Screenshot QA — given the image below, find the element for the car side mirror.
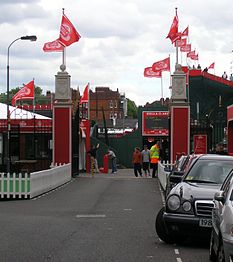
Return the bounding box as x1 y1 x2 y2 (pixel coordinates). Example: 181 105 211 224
169 171 184 183
214 191 225 203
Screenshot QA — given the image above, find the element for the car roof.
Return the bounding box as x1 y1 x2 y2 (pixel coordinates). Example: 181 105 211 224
197 154 233 161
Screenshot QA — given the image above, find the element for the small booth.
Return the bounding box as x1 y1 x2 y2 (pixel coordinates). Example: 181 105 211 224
0 103 52 173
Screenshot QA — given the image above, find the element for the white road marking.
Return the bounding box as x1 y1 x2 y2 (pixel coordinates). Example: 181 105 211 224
176 258 182 262
124 208 132 211
76 214 106 218
174 249 180 255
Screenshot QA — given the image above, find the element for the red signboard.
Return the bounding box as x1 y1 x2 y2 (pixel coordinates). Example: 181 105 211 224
142 111 169 136
193 134 207 154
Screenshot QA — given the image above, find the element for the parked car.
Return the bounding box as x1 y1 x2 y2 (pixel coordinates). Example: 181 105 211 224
155 154 233 244
209 169 233 262
165 154 198 197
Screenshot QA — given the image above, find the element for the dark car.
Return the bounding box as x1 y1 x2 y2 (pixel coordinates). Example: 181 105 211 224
155 154 233 244
209 169 233 262
165 154 198 197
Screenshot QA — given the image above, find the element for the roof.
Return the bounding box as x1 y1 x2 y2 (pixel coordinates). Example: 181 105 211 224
198 154 233 161
0 103 51 120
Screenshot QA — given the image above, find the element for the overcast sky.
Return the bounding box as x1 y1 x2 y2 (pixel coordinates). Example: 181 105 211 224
0 0 233 106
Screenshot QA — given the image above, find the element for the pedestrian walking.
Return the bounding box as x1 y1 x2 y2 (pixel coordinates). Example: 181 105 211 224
132 147 142 177
141 145 150 177
107 149 117 173
150 141 160 178
87 143 100 177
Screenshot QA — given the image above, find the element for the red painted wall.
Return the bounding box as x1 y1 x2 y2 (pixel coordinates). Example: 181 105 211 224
171 106 189 162
227 106 233 155
53 107 71 164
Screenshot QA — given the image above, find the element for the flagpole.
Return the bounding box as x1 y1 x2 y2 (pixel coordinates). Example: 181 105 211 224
175 8 179 66
88 82 90 120
161 75 164 105
62 8 66 68
169 54 172 87
33 78 35 115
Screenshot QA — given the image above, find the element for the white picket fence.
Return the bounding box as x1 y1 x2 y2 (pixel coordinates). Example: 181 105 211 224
0 163 71 199
158 161 174 191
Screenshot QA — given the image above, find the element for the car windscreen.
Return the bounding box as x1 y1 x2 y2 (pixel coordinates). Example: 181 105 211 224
184 159 233 184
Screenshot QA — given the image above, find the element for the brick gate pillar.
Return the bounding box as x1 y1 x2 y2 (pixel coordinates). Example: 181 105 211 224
53 65 72 165
170 64 190 163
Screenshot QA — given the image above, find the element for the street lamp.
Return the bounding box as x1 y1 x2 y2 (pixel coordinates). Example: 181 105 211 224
6 35 37 174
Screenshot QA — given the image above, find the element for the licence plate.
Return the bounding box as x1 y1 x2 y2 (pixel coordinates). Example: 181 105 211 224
199 218 212 227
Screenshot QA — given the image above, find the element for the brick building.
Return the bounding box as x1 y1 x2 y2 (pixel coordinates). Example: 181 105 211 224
89 87 126 122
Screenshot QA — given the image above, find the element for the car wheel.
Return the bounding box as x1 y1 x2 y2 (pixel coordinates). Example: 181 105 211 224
217 238 225 262
155 207 174 244
209 230 217 261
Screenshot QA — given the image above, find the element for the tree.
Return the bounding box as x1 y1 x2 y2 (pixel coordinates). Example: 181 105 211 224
127 98 138 118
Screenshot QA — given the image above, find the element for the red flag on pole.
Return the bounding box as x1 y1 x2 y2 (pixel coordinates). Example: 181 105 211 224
176 38 187 47
180 44 191 52
152 57 170 72
166 14 179 43
144 67 162 78
187 50 196 58
80 84 89 104
11 80 34 106
208 62 215 69
189 54 199 60
58 14 81 47
181 26 189 37
43 39 64 52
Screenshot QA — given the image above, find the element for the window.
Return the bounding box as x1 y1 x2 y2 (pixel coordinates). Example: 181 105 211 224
109 101 113 108
115 101 118 108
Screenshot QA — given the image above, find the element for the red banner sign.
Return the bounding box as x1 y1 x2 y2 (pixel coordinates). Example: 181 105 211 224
193 135 207 154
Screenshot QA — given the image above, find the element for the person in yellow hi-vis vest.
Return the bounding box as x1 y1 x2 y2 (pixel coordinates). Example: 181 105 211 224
150 141 160 178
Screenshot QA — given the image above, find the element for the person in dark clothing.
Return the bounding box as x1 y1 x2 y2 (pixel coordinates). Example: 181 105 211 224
212 143 228 155
132 147 142 177
87 144 100 176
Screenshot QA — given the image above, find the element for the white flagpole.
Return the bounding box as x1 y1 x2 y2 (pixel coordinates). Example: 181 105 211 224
161 75 164 105
33 78 35 115
88 82 90 120
175 7 179 66
62 8 66 68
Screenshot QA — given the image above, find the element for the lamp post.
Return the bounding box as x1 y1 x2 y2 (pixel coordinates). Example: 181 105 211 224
6 35 37 174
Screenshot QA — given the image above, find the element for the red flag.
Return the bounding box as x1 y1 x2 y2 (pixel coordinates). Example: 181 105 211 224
166 14 179 43
187 50 196 58
144 67 162 78
180 44 191 52
176 38 187 47
152 57 170 72
11 80 34 106
58 14 81 47
181 26 189 37
208 62 215 69
43 39 64 52
80 84 89 104
189 54 199 60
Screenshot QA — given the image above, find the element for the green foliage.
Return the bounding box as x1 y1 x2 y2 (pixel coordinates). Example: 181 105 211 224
127 98 138 118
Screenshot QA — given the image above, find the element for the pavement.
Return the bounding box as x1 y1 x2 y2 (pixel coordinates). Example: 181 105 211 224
78 168 154 179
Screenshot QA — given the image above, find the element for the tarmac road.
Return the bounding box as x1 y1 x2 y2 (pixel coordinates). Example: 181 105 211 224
0 169 209 262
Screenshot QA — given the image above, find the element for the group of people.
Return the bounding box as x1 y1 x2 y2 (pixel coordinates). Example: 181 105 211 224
88 144 117 176
222 71 233 81
132 142 160 178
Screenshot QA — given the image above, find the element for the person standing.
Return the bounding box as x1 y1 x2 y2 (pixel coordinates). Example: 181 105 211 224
150 141 160 178
107 149 117 173
141 145 150 177
222 71 228 79
87 143 100 177
132 147 142 177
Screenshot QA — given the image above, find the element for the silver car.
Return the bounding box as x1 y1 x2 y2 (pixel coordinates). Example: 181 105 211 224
209 169 233 262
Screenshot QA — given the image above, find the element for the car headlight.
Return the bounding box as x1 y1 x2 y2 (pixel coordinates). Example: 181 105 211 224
182 201 192 212
167 195 181 211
